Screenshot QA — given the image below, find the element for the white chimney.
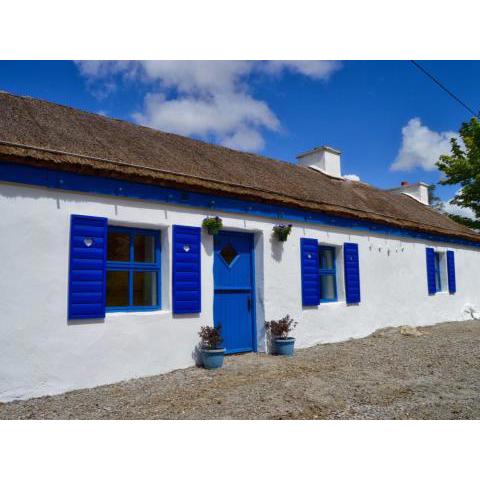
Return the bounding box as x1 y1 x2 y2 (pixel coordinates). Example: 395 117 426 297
296 145 341 178
388 181 430 206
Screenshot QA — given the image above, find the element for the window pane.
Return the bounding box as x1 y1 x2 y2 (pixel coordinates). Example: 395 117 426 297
107 232 130 262
134 234 155 263
435 253 442 291
320 274 336 300
133 271 157 306
319 247 335 270
106 271 129 306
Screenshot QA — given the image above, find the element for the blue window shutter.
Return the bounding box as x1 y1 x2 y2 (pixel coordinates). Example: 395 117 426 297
173 225 201 314
301 238 320 306
426 247 436 295
447 250 456 294
344 242 361 304
68 214 108 320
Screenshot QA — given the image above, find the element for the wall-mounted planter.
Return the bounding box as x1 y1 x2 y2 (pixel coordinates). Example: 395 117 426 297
273 224 292 242
202 216 223 235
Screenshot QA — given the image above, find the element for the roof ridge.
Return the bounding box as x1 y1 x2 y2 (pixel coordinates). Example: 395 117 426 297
0 91 421 202
1 90 477 242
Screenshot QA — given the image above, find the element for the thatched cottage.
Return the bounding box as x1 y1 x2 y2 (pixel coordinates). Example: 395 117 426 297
1 91 478 400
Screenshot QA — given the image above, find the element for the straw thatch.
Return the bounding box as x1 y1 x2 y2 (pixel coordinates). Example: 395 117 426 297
0 91 478 243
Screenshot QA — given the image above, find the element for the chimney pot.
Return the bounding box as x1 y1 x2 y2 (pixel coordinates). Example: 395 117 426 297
296 145 342 177
388 182 430 205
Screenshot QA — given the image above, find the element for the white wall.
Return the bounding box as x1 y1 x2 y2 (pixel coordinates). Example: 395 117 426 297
1 181 479 401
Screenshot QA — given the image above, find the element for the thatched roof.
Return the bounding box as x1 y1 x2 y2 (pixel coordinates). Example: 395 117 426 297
0 91 478 243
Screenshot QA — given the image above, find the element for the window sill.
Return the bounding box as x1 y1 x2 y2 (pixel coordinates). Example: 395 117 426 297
321 300 345 306
106 309 170 318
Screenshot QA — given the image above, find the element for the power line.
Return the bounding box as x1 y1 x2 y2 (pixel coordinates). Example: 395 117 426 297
410 60 479 118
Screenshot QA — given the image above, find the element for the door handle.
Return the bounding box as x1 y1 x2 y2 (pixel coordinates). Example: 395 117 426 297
247 296 252 312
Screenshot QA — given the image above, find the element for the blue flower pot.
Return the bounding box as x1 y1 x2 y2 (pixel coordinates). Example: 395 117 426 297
273 337 295 356
201 348 225 369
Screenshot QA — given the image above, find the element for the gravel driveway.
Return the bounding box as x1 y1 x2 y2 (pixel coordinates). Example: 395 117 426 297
2 319 480 419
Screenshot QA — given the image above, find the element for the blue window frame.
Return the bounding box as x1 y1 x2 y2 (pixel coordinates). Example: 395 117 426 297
434 252 442 292
318 245 338 302
106 226 161 312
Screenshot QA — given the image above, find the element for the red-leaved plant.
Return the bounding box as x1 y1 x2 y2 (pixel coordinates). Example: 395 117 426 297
198 325 223 350
265 315 298 338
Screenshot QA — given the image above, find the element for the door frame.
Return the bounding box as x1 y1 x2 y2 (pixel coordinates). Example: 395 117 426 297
213 230 258 353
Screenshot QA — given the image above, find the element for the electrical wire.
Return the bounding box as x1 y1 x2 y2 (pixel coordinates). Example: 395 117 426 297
410 60 479 118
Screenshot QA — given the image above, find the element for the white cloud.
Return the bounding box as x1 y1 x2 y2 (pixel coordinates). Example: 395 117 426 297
76 60 133 79
343 173 360 181
221 128 266 151
262 60 342 80
133 92 279 142
443 189 476 219
391 118 457 171
76 61 341 151
140 61 253 94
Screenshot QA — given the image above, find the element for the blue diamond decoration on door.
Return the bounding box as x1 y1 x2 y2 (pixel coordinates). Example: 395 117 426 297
220 243 238 266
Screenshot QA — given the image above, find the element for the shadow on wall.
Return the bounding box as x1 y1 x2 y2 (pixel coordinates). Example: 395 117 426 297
270 233 284 262
264 326 275 354
192 344 203 367
202 230 214 258
67 318 105 326
0 183 181 217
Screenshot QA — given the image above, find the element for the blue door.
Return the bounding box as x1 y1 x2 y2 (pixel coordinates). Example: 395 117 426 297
213 231 255 353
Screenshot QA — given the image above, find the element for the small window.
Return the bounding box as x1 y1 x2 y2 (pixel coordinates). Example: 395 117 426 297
319 245 337 302
432 251 448 293
106 226 161 312
434 252 442 292
220 242 238 266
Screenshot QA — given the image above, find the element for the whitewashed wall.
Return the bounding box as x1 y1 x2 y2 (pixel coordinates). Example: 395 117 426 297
1 181 479 401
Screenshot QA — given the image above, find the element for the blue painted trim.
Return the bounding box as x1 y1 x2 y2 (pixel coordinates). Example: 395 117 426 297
107 305 162 313
212 230 256 353
434 252 442 293
249 233 258 353
447 250 456 294
105 225 161 312
227 347 253 354
1 160 479 249
172 225 201 314
68 214 108 320
426 247 436 295
344 242 361 304
301 238 320 306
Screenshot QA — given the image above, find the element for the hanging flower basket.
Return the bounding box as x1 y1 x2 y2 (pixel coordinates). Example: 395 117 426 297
202 216 223 235
273 224 292 242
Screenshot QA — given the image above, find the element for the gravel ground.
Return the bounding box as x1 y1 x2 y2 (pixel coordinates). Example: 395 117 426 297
2 319 480 420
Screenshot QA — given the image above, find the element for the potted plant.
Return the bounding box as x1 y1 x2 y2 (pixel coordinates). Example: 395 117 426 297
198 325 225 369
265 315 298 356
202 216 223 235
273 224 292 242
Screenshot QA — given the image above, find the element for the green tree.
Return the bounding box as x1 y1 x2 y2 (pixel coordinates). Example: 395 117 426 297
427 184 444 212
436 117 480 230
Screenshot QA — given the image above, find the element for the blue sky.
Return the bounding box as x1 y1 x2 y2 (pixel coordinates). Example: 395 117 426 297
1 60 479 203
